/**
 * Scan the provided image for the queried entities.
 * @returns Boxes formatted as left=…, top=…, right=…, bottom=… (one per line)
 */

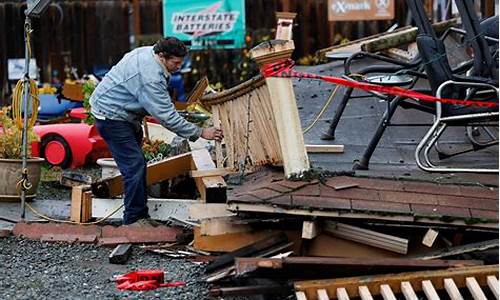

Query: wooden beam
left=302, top=221, right=321, bottom=239
left=466, top=277, right=487, bottom=300
left=400, top=281, right=418, bottom=300
left=358, top=286, right=373, bottom=300
left=422, top=228, right=439, bottom=247
left=294, top=265, right=498, bottom=300
left=190, top=149, right=227, bottom=203
left=190, top=168, right=230, bottom=178
left=487, top=276, right=499, bottom=299
left=296, top=291, right=308, bottom=300
left=91, top=152, right=192, bottom=198
left=70, top=185, right=91, bottom=223
left=188, top=203, right=235, bottom=221
left=318, top=288, right=331, bottom=300
left=422, top=280, right=440, bottom=300
left=336, top=288, right=349, bottom=300
left=380, top=284, right=397, bottom=300
left=323, top=221, right=408, bottom=254
left=234, top=256, right=481, bottom=278
left=206, top=232, right=288, bottom=273
left=306, top=144, right=344, bottom=153
left=250, top=40, right=310, bottom=178
left=200, top=217, right=252, bottom=236
left=444, top=278, right=464, bottom=300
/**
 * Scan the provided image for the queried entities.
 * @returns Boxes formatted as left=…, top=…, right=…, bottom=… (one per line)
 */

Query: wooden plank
left=466, top=277, right=487, bottom=300
left=93, top=198, right=195, bottom=221
left=191, top=149, right=227, bottom=203
left=200, top=217, right=252, bottom=236
left=306, top=144, right=344, bottom=153
left=206, top=232, right=288, bottom=273
left=294, top=265, right=498, bottom=300
left=70, top=186, right=85, bottom=223
left=190, top=168, right=230, bottom=178
left=336, top=288, right=349, bottom=300
left=422, top=280, right=441, bottom=300
left=422, top=228, right=439, bottom=247
left=91, top=152, right=192, bottom=198
left=70, top=185, right=91, bottom=223
left=400, top=281, right=418, bottom=300
left=302, top=221, right=321, bottom=239
left=358, top=286, right=373, bottom=300
left=82, top=191, right=92, bottom=223
left=380, top=284, right=397, bottom=300
left=108, top=243, right=132, bottom=264
left=324, top=221, right=408, bottom=254
left=444, top=278, right=464, bottom=300
left=487, top=276, right=499, bottom=299
left=188, top=203, right=235, bottom=221
left=296, top=291, right=308, bottom=300
left=317, top=288, right=330, bottom=300
left=233, top=256, right=481, bottom=278
left=193, top=227, right=291, bottom=253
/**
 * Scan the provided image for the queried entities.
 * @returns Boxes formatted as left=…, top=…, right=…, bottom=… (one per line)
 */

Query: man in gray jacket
left=91, top=37, right=223, bottom=226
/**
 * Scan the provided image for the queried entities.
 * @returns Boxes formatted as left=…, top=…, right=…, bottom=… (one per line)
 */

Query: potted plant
left=0, top=107, right=44, bottom=201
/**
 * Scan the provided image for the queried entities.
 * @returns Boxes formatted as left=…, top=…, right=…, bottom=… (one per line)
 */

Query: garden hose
left=12, top=22, right=39, bottom=131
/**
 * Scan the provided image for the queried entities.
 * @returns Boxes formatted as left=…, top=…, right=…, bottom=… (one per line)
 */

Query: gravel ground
left=0, top=236, right=214, bottom=300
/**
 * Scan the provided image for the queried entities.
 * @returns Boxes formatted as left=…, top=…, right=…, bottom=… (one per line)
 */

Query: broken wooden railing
left=294, top=264, right=499, bottom=300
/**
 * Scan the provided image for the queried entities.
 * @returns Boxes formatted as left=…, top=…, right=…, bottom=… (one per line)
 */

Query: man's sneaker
left=145, top=218, right=163, bottom=227
left=127, top=218, right=152, bottom=227
left=127, top=218, right=163, bottom=227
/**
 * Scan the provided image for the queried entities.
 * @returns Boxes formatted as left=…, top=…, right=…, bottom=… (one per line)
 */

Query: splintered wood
left=201, top=75, right=282, bottom=170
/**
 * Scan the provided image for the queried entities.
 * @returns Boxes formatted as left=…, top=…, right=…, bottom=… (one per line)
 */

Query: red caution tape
left=261, top=59, right=499, bottom=108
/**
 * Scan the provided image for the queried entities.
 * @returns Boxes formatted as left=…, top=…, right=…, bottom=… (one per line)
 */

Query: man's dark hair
left=153, top=37, right=188, bottom=58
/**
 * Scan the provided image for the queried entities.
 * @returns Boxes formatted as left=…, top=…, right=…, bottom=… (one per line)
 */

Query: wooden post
left=70, top=185, right=92, bottom=223
left=249, top=40, right=310, bottom=178
left=275, top=12, right=297, bottom=40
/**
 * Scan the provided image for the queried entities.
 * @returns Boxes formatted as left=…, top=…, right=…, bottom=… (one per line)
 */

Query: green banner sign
left=163, top=0, right=246, bottom=50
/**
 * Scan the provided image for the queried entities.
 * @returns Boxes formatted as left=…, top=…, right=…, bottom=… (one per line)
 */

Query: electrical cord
left=24, top=202, right=124, bottom=225
left=302, top=73, right=365, bottom=134
left=303, top=85, right=340, bottom=134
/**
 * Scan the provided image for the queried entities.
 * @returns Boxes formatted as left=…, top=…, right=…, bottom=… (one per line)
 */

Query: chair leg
left=321, top=87, right=353, bottom=140
left=416, top=120, right=499, bottom=173
left=353, top=96, right=403, bottom=170
left=423, top=123, right=447, bottom=168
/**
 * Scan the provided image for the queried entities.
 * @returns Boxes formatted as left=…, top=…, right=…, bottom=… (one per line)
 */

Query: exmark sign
left=163, top=0, right=245, bottom=49
left=328, top=0, right=394, bottom=21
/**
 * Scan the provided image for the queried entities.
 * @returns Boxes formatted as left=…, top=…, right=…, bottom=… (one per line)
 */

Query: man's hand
left=201, top=127, right=224, bottom=142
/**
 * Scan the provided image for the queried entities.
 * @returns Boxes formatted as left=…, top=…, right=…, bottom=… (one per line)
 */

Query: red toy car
left=32, top=123, right=110, bottom=169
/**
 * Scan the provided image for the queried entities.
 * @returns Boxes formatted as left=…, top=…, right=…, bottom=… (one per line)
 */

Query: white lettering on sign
left=331, top=1, right=371, bottom=14
left=171, top=2, right=239, bottom=38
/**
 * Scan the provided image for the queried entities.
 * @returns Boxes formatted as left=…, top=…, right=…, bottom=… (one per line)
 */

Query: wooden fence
left=0, top=0, right=493, bottom=105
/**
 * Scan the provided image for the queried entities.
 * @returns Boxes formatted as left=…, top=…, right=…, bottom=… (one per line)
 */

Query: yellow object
left=38, top=83, right=57, bottom=95
left=12, top=78, right=39, bottom=130
left=187, top=103, right=211, bottom=116
left=11, top=23, right=39, bottom=130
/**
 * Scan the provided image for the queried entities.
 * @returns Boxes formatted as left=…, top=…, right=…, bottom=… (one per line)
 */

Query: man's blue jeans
left=95, top=119, right=149, bottom=225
